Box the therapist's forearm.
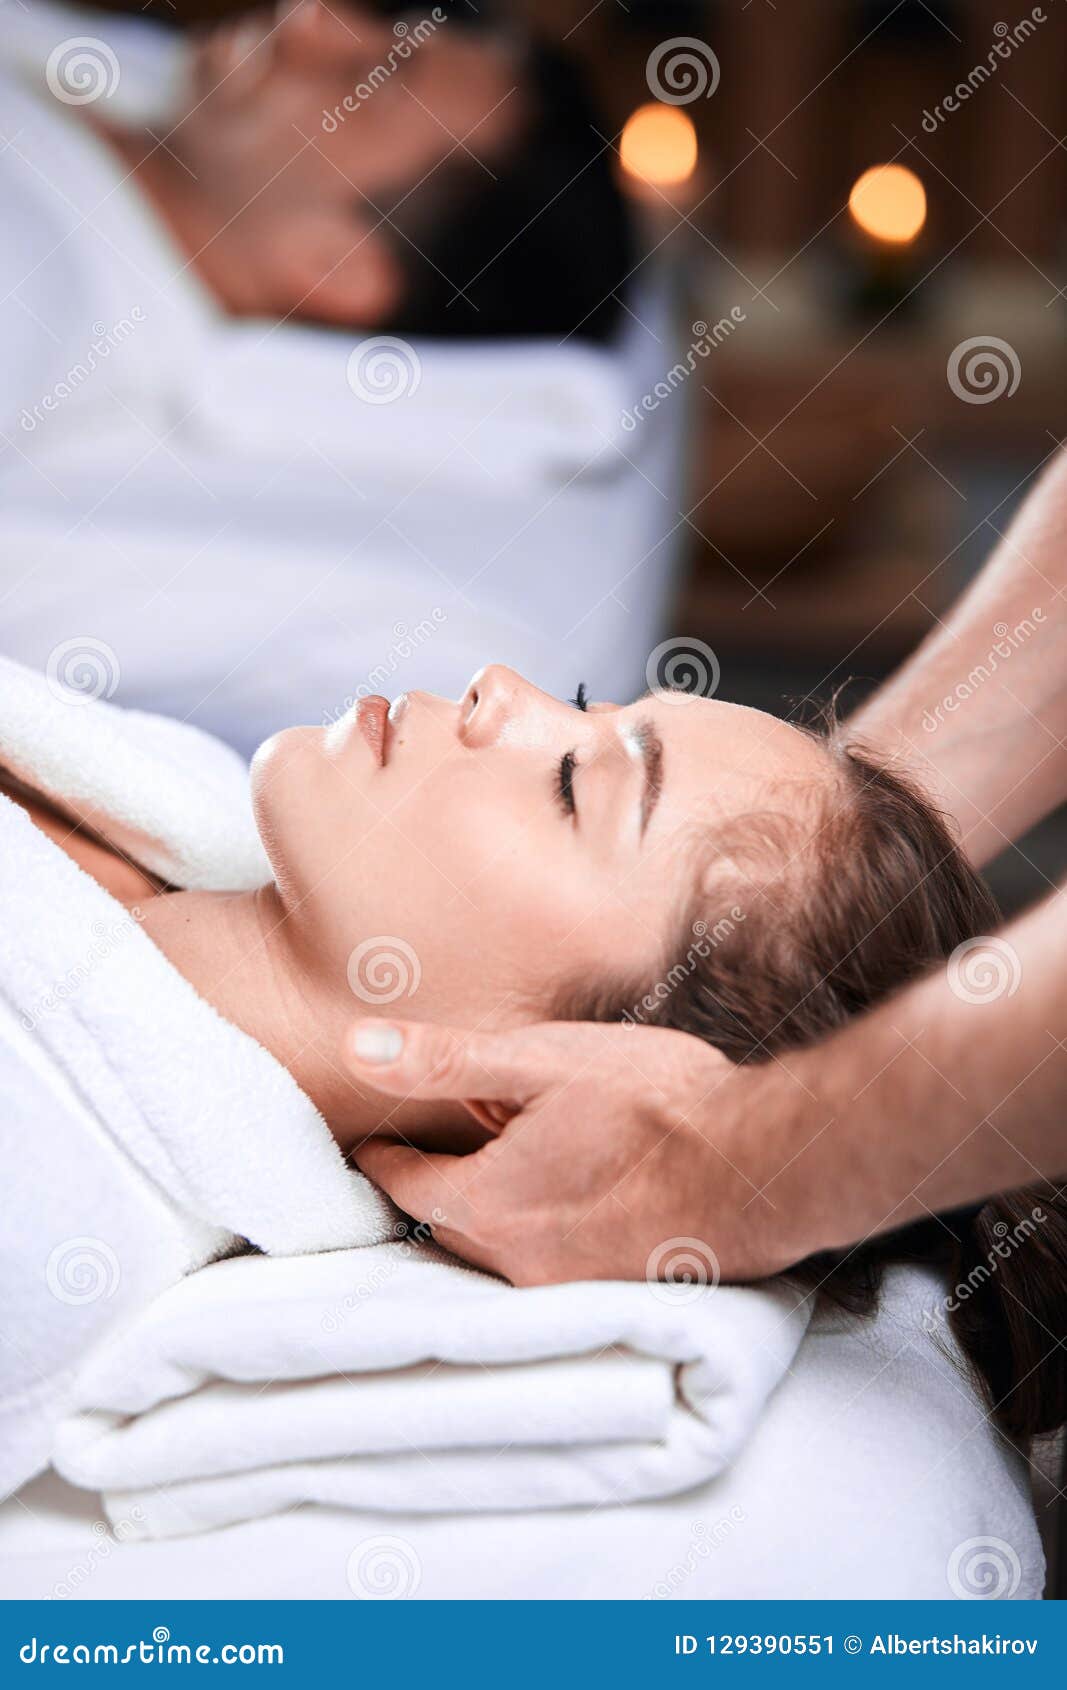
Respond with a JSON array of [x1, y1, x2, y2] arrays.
[[778, 886, 1067, 1255], [849, 449, 1067, 867]]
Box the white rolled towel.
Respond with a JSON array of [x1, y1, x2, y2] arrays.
[[54, 1244, 811, 1538]]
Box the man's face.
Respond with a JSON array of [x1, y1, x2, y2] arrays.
[[160, 3, 525, 324]]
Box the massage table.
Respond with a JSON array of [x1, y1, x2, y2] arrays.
[[0, 1264, 1044, 1601]]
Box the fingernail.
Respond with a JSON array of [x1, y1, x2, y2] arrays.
[[351, 1024, 404, 1064]]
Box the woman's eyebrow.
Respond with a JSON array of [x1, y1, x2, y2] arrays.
[[622, 718, 664, 836]]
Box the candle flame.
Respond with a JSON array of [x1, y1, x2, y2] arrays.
[[620, 103, 698, 189], [848, 164, 927, 245]]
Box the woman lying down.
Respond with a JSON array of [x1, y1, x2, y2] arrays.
[[0, 652, 1062, 1495]]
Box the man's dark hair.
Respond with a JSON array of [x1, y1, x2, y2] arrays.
[[383, 42, 635, 343]]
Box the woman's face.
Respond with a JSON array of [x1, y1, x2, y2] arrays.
[[251, 665, 829, 1027]]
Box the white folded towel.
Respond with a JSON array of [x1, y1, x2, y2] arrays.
[[0, 658, 393, 1496], [53, 1244, 811, 1538]]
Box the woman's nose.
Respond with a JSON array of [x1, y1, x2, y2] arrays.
[[458, 665, 539, 747]]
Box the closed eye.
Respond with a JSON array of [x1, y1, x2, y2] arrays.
[[556, 749, 578, 818], [569, 682, 589, 712]]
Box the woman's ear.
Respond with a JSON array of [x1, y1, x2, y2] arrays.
[[463, 1098, 518, 1136]]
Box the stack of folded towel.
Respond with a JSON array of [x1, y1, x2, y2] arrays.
[[53, 1244, 810, 1539]]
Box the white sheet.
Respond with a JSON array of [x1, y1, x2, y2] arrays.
[[0, 8, 688, 757], [51, 1245, 810, 1536], [0, 1267, 1044, 1600]]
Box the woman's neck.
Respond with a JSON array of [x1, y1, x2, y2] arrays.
[[139, 887, 474, 1152], [3, 773, 475, 1152]]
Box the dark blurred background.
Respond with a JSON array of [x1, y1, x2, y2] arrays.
[[75, 0, 1067, 911]]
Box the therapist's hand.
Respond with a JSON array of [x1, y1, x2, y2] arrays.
[[346, 1019, 812, 1285]]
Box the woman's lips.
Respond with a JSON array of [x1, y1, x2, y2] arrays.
[[356, 695, 390, 766]]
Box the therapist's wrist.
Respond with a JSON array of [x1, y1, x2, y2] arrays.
[[753, 982, 982, 1262], [681, 1048, 827, 1279]]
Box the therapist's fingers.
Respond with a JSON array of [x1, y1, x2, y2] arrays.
[[342, 1019, 575, 1108], [354, 1140, 497, 1266]]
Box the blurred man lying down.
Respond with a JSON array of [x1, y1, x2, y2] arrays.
[[88, 0, 634, 339]]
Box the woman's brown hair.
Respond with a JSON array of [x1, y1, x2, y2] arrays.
[[573, 737, 1067, 1443]]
